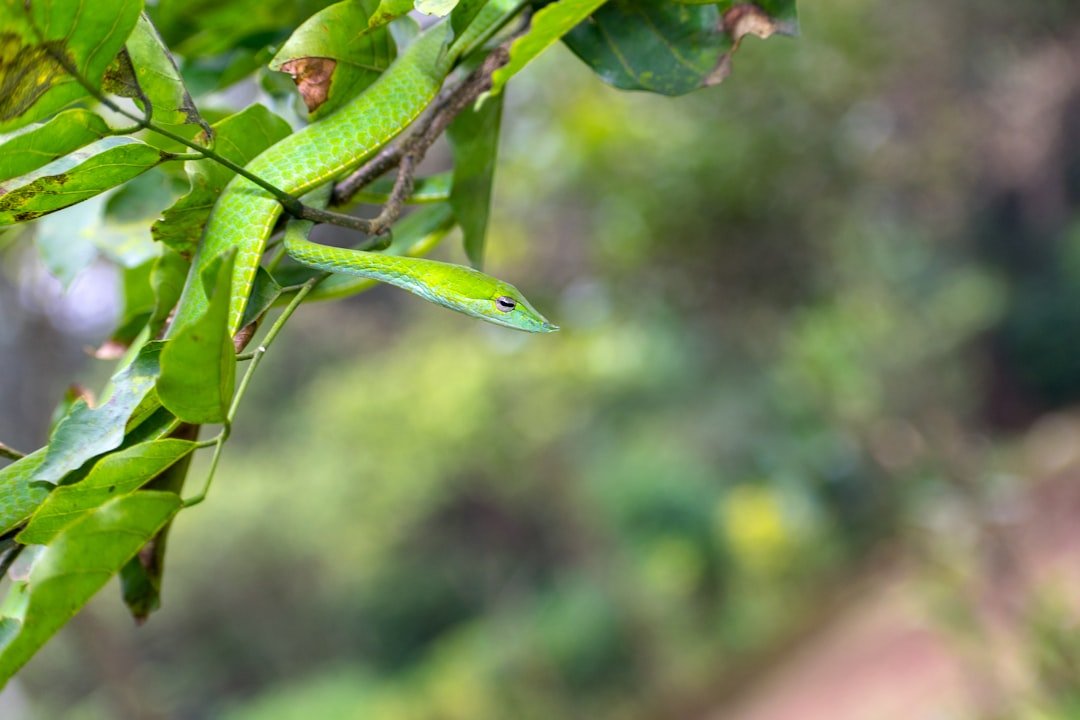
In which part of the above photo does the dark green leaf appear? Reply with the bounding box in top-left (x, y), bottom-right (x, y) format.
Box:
top-left (110, 260), bottom-right (157, 348)
top-left (366, 0), bottom-right (414, 32)
top-left (0, 0), bottom-right (143, 132)
top-left (36, 342), bottom-right (163, 485)
top-left (239, 267), bottom-right (283, 330)
top-left (124, 13), bottom-right (212, 141)
top-left (152, 105), bottom-right (292, 257)
top-left (0, 110), bottom-right (114, 184)
top-left (0, 450), bottom-right (50, 538)
top-left (269, 0), bottom-right (396, 118)
top-left (157, 251), bottom-right (237, 424)
top-left (0, 491), bottom-right (182, 685)
top-left (352, 171), bottom-right (452, 205)
top-left (448, 93), bottom-right (502, 268)
top-left (0, 137), bottom-right (170, 226)
top-left (487, 0), bottom-right (608, 97)
top-left (450, 0), bottom-right (488, 41)
top-left (18, 439), bottom-right (195, 545)
top-left (562, 0), bottom-right (797, 96)
top-left (149, 250), bottom-right (190, 337)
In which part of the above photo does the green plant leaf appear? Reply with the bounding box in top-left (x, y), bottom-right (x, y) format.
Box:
top-left (415, 0), bottom-right (458, 16)
top-left (352, 171), bottom-right (452, 205)
top-left (270, 0), bottom-right (396, 118)
top-left (157, 250), bottom-right (237, 424)
top-left (0, 0), bottom-right (144, 132)
top-left (0, 110), bottom-right (115, 184)
top-left (366, 0), bottom-right (414, 32)
top-left (18, 439), bottom-right (195, 545)
top-left (486, 0), bottom-right (608, 98)
top-left (448, 93), bottom-right (501, 268)
top-left (33, 201), bottom-right (100, 288)
top-left (152, 105), bottom-right (292, 257)
top-left (35, 343), bottom-right (164, 485)
top-left (109, 259), bottom-right (157, 349)
top-left (450, 0), bottom-right (487, 41)
top-left (149, 249), bottom-right (190, 337)
top-left (0, 491), bottom-right (182, 686)
top-left (239, 267), bottom-right (283, 330)
top-left (562, 0), bottom-right (797, 96)
top-left (123, 13), bottom-right (212, 141)
top-left (0, 136), bottom-right (171, 226)
top-left (0, 450), bottom-right (50, 538)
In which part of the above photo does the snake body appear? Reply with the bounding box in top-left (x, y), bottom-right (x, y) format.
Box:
top-left (172, 1), bottom-right (555, 336)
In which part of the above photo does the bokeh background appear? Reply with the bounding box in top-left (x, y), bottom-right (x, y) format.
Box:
top-left (3, 0), bottom-right (1080, 717)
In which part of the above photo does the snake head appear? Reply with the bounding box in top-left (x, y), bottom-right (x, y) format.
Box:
top-left (454, 273), bottom-right (558, 333)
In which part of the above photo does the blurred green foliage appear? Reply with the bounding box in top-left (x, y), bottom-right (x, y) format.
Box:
top-left (8, 0), bottom-right (1080, 716)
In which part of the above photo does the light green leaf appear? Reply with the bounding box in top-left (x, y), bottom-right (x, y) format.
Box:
top-left (0, 110), bottom-right (115, 184)
top-left (36, 342), bottom-right (163, 485)
top-left (0, 450), bottom-right (50, 538)
top-left (487, 0), bottom-right (608, 98)
top-left (18, 439), bottom-right (195, 545)
top-left (110, 259), bottom-right (156, 347)
top-left (148, 249), bottom-right (189, 337)
top-left (448, 92), bottom-right (502, 268)
top-left (0, 0), bottom-right (144, 132)
top-left (366, 0), bottom-right (413, 32)
top-left (270, 0), bottom-right (396, 118)
top-left (562, 0), bottom-right (797, 96)
top-left (0, 137), bottom-right (170, 226)
top-left (0, 491), bottom-right (182, 686)
top-left (157, 251), bottom-right (237, 424)
top-left (33, 201), bottom-right (100, 288)
top-left (152, 105), bottom-right (291, 257)
top-left (415, 0), bottom-right (458, 17)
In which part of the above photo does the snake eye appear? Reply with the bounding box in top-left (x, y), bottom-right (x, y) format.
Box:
top-left (495, 296), bottom-right (517, 313)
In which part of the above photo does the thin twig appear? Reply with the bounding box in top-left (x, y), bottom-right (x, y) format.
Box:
top-left (0, 442), bottom-right (25, 461)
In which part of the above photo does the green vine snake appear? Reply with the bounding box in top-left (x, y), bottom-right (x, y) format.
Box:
top-left (171, 0), bottom-right (558, 337)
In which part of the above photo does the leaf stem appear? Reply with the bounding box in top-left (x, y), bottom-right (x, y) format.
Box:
top-left (0, 442), bottom-right (25, 461)
top-left (182, 278), bottom-right (319, 508)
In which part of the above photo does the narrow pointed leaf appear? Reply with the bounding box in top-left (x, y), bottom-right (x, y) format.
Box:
top-left (18, 439), bottom-right (195, 545)
top-left (0, 450), bottom-right (50, 537)
top-left (0, 491), bottom-right (182, 686)
top-left (0, 110), bottom-right (115, 183)
top-left (448, 92), bottom-right (502, 267)
top-left (0, 137), bottom-right (170, 226)
top-left (152, 105), bottom-right (291, 257)
top-left (0, 0), bottom-right (144, 132)
top-left (487, 0), bottom-right (608, 98)
top-left (157, 251), bottom-right (237, 424)
top-left (36, 343), bottom-right (164, 485)
top-left (270, 0), bottom-right (396, 118)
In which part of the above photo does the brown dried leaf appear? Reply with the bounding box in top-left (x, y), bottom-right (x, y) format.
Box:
top-left (279, 57), bottom-right (337, 113)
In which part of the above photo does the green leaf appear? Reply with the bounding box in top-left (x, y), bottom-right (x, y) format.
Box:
top-left (148, 249), bottom-right (189, 337)
top-left (239, 267), bottom-right (283, 330)
top-left (0, 450), bottom-right (50, 538)
top-left (0, 491), bottom-right (182, 685)
top-left (0, 0), bottom-right (144, 132)
top-left (18, 439), bottom-right (195, 545)
top-left (33, 201), bottom-right (100, 288)
top-left (486, 0), bottom-right (608, 98)
top-left (448, 92), bottom-right (502, 268)
top-left (0, 110), bottom-right (114, 184)
top-left (0, 136), bottom-right (170, 226)
top-left (270, 0), bottom-right (396, 118)
top-left (35, 342), bottom-right (164, 485)
top-left (152, 105), bottom-right (292, 257)
top-left (110, 260), bottom-right (157, 348)
top-left (352, 171), bottom-right (452, 205)
top-left (415, 0), bottom-right (458, 16)
top-left (366, 0), bottom-right (414, 32)
top-left (157, 251), bottom-right (237, 424)
top-left (122, 13), bottom-right (212, 142)
top-left (562, 0), bottom-right (797, 96)
top-left (450, 0), bottom-right (487, 40)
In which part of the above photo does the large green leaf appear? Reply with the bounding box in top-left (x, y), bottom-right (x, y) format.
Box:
top-left (0, 491), bottom-right (182, 686)
top-left (18, 439), bottom-right (195, 545)
top-left (448, 93), bottom-right (502, 268)
top-left (0, 136), bottom-right (171, 226)
top-left (151, 105), bottom-right (291, 257)
top-left (0, 0), bottom-right (143, 132)
top-left (562, 0), bottom-right (797, 96)
top-left (270, 0), bottom-right (396, 118)
top-left (486, 0), bottom-right (608, 97)
top-left (123, 13), bottom-right (212, 141)
top-left (0, 110), bottom-right (114, 183)
top-left (0, 450), bottom-right (50, 538)
top-left (157, 251), bottom-right (237, 424)
top-left (35, 342), bottom-right (163, 485)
